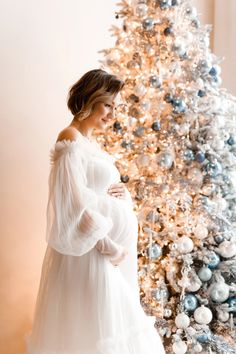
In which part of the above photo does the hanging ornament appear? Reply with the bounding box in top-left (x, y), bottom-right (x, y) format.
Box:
top-left (148, 243), bottom-right (162, 260)
top-left (198, 267), bottom-right (212, 282)
top-left (217, 240), bottom-right (236, 258)
top-left (183, 294), bottom-right (198, 311)
top-left (194, 225), bottom-right (208, 240)
top-left (227, 297), bottom-right (236, 313)
top-left (172, 340), bottom-right (187, 354)
top-left (158, 0), bottom-right (172, 10)
top-left (214, 235), bottom-right (224, 244)
top-left (209, 281), bottom-right (230, 303)
top-left (194, 305), bottom-right (213, 325)
top-left (175, 313), bottom-right (190, 329)
top-left (135, 154), bottom-right (150, 167)
top-left (195, 151), bottom-right (206, 162)
top-left (134, 4), bottom-right (148, 17)
top-left (205, 161), bottom-right (222, 177)
top-left (176, 236), bottom-right (194, 254)
top-left (151, 120), bottom-right (161, 131)
top-left (142, 17), bottom-right (155, 30)
top-left (187, 168), bottom-right (203, 186)
top-left (187, 272), bottom-right (202, 292)
top-left (149, 75), bottom-right (162, 88)
top-left (196, 331), bottom-right (212, 343)
top-left (134, 84), bottom-right (147, 97)
top-left (204, 251), bottom-right (220, 269)
top-left (156, 151), bottom-right (174, 169)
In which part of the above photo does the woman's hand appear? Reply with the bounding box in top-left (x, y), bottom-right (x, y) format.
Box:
top-left (107, 183), bottom-right (129, 200)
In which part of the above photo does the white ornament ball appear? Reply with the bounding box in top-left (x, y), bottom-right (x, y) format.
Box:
top-left (198, 267), bottom-right (212, 282)
top-left (217, 311), bottom-right (230, 322)
top-left (194, 306), bottom-right (213, 325)
top-left (210, 282), bottom-right (230, 303)
top-left (173, 341), bottom-right (187, 354)
top-left (135, 4), bottom-right (148, 17)
top-left (175, 313), bottom-right (190, 329)
top-left (194, 225), bottom-right (208, 240)
top-left (194, 343), bottom-right (203, 353)
top-left (217, 241), bottom-right (236, 258)
top-left (177, 236), bottom-right (194, 254)
top-left (134, 84), bottom-right (146, 97)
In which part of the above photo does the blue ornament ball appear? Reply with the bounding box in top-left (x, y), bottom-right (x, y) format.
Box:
top-left (164, 93), bottom-right (173, 103)
top-left (164, 27), bottom-right (173, 36)
top-left (151, 121), bottom-right (161, 131)
top-left (158, 0), bottom-right (172, 10)
top-left (214, 235), bottom-right (224, 244)
top-left (148, 243), bottom-right (162, 260)
top-left (227, 136), bottom-right (236, 146)
top-left (205, 161), bottom-right (222, 177)
top-left (227, 297), bottom-right (236, 313)
top-left (198, 89), bottom-right (206, 97)
top-left (204, 252), bottom-right (220, 269)
top-left (184, 294), bottom-right (198, 311)
top-left (195, 151), bottom-right (206, 163)
top-left (209, 67), bottom-right (217, 76)
top-left (172, 98), bottom-right (186, 114)
top-left (184, 149), bottom-right (195, 161)
top-left (196, 332), bottom-right (211, 343)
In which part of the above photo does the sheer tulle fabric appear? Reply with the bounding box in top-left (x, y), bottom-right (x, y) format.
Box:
top-left (24, 133), bottom-right (165, 354)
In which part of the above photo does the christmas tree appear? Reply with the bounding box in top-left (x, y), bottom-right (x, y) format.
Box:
top-left (96, 0), bottom-right (236, 353)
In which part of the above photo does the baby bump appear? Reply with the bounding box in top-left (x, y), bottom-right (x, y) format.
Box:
top-left (107, 197), bottom-right (138, 248)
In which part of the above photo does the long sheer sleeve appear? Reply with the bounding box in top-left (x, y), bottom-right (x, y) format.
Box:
top-left (45, 141), bottom-right (115, 256)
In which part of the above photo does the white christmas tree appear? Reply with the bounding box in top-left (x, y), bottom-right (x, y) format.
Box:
top-left (96, 0), bottom-right (236, 353)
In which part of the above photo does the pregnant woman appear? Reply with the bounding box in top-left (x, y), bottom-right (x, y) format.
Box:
top-left (25, 69), bottom-right (165, 354)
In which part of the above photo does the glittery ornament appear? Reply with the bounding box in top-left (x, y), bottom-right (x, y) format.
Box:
top-left (194, 305), bottom-right (213, 325)
top-left (183, 294), bottom-right (198, 311)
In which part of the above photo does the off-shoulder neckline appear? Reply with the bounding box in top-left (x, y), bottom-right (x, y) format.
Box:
top-left (55, 130), bottom-right (96, 146)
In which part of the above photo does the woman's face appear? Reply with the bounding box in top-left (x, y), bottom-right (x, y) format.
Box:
top-left (87, 94), bottom-right (120, 131)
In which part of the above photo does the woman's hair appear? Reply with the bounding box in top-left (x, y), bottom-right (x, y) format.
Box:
top-left (67, 69), bottom-right (124, 121)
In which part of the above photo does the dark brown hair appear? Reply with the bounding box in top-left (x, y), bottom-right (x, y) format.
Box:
top-left (67, 69), bottom-right (124, 121)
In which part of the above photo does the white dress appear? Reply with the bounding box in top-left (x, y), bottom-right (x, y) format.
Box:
top-left (24, 131), bottom-right (165, 354)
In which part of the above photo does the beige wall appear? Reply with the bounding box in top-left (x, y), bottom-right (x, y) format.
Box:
top-left (0, 1), bottom-right (117, 353)
top-left (0, 1), bottom-right (235, 354)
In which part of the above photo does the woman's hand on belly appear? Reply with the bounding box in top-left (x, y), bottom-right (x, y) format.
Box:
top-left (107, 183), bottom-right (132, 204)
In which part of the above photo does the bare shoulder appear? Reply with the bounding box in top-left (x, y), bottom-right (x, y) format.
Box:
top-left (56, 126), bottom-right (79, 143)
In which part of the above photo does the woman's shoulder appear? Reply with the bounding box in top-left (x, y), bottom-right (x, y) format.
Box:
top-left (56, 126), bottom-right (79, 143)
